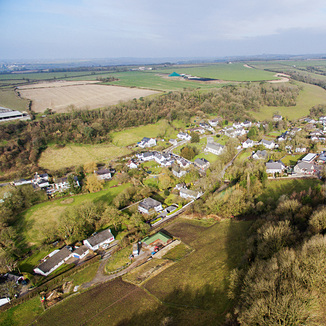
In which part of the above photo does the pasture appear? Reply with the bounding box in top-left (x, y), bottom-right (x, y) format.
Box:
top-left (251, 82), bottom-right (326, 120)
top-left (0, 89), bottom-right (30, 111)
top-left (38, 143), bottom-right (131, 170)
top-left (18, 81), bottom-right (159, 113)
top-left (26, 218), bottom-right (251, 325)
top-left (17, 181), bottom-right (131, 247)
top-left (155, 62), bottom-right (279, 81)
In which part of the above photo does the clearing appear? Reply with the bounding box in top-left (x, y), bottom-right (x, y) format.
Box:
top-left (38, 143), bottom-right (131, 170)
top-left (18, 81), bottom-right (159, 113)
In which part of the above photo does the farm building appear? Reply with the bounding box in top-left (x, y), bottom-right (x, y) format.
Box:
top-left (142, 231), bottom-right (172, 247)
top-left (302, 153), bottom-right (317, 163)
top-left (34, 247), bottom-right (73, 277)
top-left (138, 197), bottom-right (163, 214)
top-left (0, 107), bottom-right (30, 122)
top-left (84, 228), bottom-right (115, 251)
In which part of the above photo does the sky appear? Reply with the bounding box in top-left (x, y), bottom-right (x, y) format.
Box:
top-left (1, 0), bottom-right (326, 60)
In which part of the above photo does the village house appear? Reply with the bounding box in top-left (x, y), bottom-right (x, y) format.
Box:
top-left (252, 150), bottom-right (268, 160)
top-left (175, 183), bottom-right (186, 190)
top-left (84, 228), bottom-right (115, 251)
top-left (172, 164), bottom-right (187, 178)
top-left (177, 132), bottom-right (191, 141)
top-left (194, 158), bottom-right (210, 170)
top-left (242, 139), bottom-right (254, 148)
top-left (204, 142), bottom-right (224, 155)
top-left (294, 162), bottom-right (316, 175)
top-left (127, 159), bottom-right (138, 169)
top-left (295, 147), bottom-right (307, 153)
top-left (179, 188), bottom-right (202, 200)
top-left (13, 179), bottom-right (32, 187)
top-left (199, 122), bottom-right (214, 132)
top-left (138, 197), bottom-right (163, 214)
top-left (277, 131), bottom-right (290, 142)
top-left (32, 172), bottom-right (49, 189)
top-left (265, 160), bottom-right (285, 174)
top-left (71, 245), bottom-right (89, 260)
top-left (242, 120), bottom-right (252, 128)
top-left (260, 139), bottom-right (275, 149)
top-left (176, 157), bottom-right (191, 169)
top-left (169, 139), bottom-right (178, 145)
top-left (317, 152), bottom-right (326, 163)
top-left (186, 127), bottom-right (205, 134)
top-left (138, 151), bottom-right (155, 161)
top-left (54, 176), bottom-right (80, 192)
top-left (138, 137), bottom-right (156, 148)
top-left (290, 127), bottom-right (302, 135)
top-left (208, 118), bottom-right (222, 127)
top-left (34, 246), bottom-right (73, 277)
top-left (94, 168), bottom-right (112, 180)
top-left (273, 114), bottom-right (282, 121)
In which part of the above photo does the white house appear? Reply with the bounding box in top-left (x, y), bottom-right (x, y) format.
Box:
top-left (199, 122), bottom-right (214, 132)
top-left (34, 247), bottom-right (73, 277)
top-left (13, 179), bottom-right (32, 187)
top-left (179, 188), bottom-right (202, 200)
top-left (295, 147), bottom-right (306, 153)
top-left (265, 161), bottom-right (285, 174)
top-left (194, 158), bottom-right (210, 170)
top-left (242, 120), bottom-right (252, 128)
top-left (294, 162), bottom-right (315, 175)
top-left (138, 151), bottom-right (155, 161)
top-left (127, 159), bottom-right (138, 169)
top-left (208, 118), bottom-right (222, 127)
top-left (172, 165), bottom-right (187, 178)
top-left (84, 229), bottom-right (115, 251)
top-left (54, 176), bottom-right (80, 192)
top-left (169, 139), bottom-right (178, 145)
top-left (273, 114), bottom-right (282, 121)
top-left (94, 168), bottom-right (112, 180)
top-left (177, 132), bottom-right (191, 141)
top-left (252, 150), bottom-right (268, 160)
top-left (204, 142), bottom-right (224, 155)
top-left (138, 137), bottom-right (156, 148)
top-left (242, 139), bottom-right (254, 148)
top-left (260, 139), bottom-right (275, 149)
top-left (176, 157), bottom-right (191, 169)
top-left (138, 197), bottom-right (163, 214)
top-left (71, 245), bottom-right (89, 259)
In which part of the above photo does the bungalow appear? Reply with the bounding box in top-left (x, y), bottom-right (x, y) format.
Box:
top-left (273, 114), bottom-right (282, 121)
top-left (260, 139), bottom-right (275, 149)
top-left (138, 197), bottom-right (163, 214)
top-left (204, 142), bottom-right (224, 155)
top-left (194, 158), bottom-right (210, 170)
top-left (34, 247), bottom-right (73, 277)
top-left (95, 168), bottom-right (112, 180)
top-left (252, 150), bottom-right (268, 160)
top-left (179, 188), bottom-right (202, 200)
top-left (84, 228), bottom-right (115, 251)
top-left (242, 139), bottom-right (254, 148)
top-left (177, 132), bottom-right (191, 141)
top-left (72, 245), bottom-right (89, 259)
top-left (172, 164), bottom-right (187, 178)
top-left (294, 162), bottom-right (315, 175)
top-left (138, 151), bottom-right (155, 161)
top-left (138, 137), bottom-right (156, 148)
top-left (169, 139), bottom-right (178, 146)
top-left (302, 153), bottom-right (317, 163)
top-left (266, 161), bottom-right (285, 174)
top-left (142, 231), bottom-right (172, 248)
top-left (208, 118), bottom-right (222, 127)
top-left (127, 159), bottom-right (138, 169)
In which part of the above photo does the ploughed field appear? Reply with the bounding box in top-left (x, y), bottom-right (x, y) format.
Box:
top-left (18, 81), bottom-right (159, 113)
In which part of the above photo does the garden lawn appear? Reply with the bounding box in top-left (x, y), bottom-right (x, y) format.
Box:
top-left (281, 154), bottom-right (304, 166)
top-left (105, 246), bottom-right (132, 273)
top-left (39, 143), bottom-right (130, 170)
top-left (17, 181), bottom-right (131, 247)
top-left (67, 261), bottom-right (100, 286)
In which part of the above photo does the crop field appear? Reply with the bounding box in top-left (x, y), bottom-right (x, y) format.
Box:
top-left (38, 143), bottom-right (131, 170)
top-left (17, 181), bottom-right (131, 247)
top-left (18, 81), bottom-right (159, 113)
top-left (155, 62), bottom-right (279, 82)
top-left (0, 89), bottom-right (30, 111)
top-left (23, 218), bottom-right (251, 326)
top-left (251, 82), bottom-right (326, 120)
top-left (111, 119), bottom-right (179, 146)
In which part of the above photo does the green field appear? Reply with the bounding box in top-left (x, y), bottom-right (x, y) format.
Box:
top-left (155, 62), bottom-right (279, 82)
top-left (281, 154), bottom-right (304, 166)
top-left (111, 119), bottom-right (179, 146)
top-left (252, 82), bottom-right (326, 120)
top-left (38, 143), bottom-right (131, 170)
top-left (17, 181), bottom-right (131, 248)
top-left (0, 89), bottom-right (30, 111)
top-left (24, 218), bottom-right (251, 325)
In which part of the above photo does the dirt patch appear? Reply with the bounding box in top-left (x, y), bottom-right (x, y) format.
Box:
top-left (60, 198), bottom-right (74, 204)
top-left (243, 64), bottom-right (253, 68)
top-left (268, 73), bottom-right (290, 83)
top-left (18, 81), bottom-right (159, 113)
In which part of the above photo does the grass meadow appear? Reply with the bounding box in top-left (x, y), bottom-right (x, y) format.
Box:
top-left (252, 82), bottom-right (326, 121)
top-left (38, 143), bottom-right (131, 170)
top-left (0, 89), bottom-right (30, 111)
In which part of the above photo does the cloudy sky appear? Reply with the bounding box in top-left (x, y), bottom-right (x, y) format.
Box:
top-left (1, 0), bottom-right (326, 60)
